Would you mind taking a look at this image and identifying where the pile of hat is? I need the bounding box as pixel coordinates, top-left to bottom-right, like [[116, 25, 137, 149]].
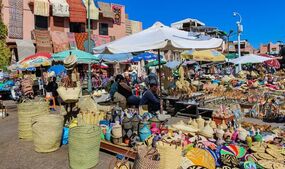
[[64, 54, 77, 71]]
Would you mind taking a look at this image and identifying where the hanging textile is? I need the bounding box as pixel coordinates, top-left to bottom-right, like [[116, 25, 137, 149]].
[[67, 33, 77, 50], [49, 0, 70, 17], [82, 0, 99, 20], [91, 35, 111, 47], [66, 0, 87, 23], [98, 2, 114, 18], [16, 40, 36, 61], [34, 0, 50, 17], [111, 4, 122, 25], [34, 30, 53, 53], [75, 33, 88, 51], [8, 0, 23, 39], [51, 32, 69, 53]]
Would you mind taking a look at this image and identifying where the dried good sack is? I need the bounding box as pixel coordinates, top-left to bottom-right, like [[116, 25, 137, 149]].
[[32, 114, 64, 152], [18, 100, 49, 140], [69, 125, 101, 169]]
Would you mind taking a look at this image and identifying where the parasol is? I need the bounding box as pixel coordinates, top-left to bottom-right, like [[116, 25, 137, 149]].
[[181, 49, 225, 62]]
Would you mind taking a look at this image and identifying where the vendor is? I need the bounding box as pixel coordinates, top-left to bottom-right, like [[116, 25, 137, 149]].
[[110, 74, 140, 108], [140, 82, 160, 114]]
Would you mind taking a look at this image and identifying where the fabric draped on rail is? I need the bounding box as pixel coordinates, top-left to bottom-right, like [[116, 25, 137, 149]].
[[82, 0, 99, 20], [66, 0, 87, 23], [67, 33, 78, 50], [16, 40, 36, 61], [34, 30, 53, 53], [98, 2, 114, 18], [34, 0, 50, 17], [8, 0, 23, 39], [75, 33, 88, 51], [51, 32, 69, 53], [49, 0, 70, 17]]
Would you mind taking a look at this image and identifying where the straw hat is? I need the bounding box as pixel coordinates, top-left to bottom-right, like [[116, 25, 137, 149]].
[[64, 54, 77, 70]]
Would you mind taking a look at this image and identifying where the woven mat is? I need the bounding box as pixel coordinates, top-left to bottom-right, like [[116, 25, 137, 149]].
[[91, 34, 111, 47], [34, 30, 53, 53], [98, 2, 114, 18], [8, 0, 23, 39], [75, 33, 88, 51], [51, 31, 69, 53]]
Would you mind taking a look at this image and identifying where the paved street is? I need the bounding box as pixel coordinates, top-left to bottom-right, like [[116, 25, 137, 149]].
[[0, 101, 114, 169]]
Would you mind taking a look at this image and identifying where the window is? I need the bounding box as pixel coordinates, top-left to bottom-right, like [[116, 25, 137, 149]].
[[35, 16, 48, 30], [99, 23, 108, 35], [70, 22, 85, 33]]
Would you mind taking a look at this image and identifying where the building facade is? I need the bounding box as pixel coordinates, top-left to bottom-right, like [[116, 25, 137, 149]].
[[227, 40, 255, 55], [2, 0, 142, 60], [259, 42, 283, 55]]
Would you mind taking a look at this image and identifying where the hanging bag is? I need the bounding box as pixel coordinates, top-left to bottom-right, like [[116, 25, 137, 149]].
[[133, 145, 160, 169]]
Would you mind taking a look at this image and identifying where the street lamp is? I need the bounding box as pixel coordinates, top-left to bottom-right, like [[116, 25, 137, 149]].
[[233, 12, 243, 72]]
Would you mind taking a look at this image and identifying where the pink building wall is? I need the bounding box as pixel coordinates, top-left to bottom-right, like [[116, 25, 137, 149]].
[[2, 0, 128, 42]]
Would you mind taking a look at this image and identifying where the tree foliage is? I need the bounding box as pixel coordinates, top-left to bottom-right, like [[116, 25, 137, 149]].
[[0, 1, 11, 69]]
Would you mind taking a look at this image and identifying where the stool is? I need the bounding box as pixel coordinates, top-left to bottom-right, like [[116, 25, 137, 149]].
[[46, 96, 56, 110]]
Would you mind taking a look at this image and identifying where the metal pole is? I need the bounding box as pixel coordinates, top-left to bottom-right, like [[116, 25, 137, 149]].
[[237, 22, 241, 72], [87, 0, 92, 94], [158, 49, 162, 114]]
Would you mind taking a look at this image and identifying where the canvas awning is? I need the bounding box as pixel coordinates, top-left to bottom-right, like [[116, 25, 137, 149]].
[[66, 0, 87, 23], [94, 22, 223, 54], [34, 0, 50, 17], [49, 0, 70, 17], [229, 54, 274, 65], [82, 0, 99, 20], [16, 40, 35, 61], [98, 2, 114, 18]]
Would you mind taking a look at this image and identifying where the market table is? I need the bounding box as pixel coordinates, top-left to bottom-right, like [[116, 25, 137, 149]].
[[100, 140, 137, 160]]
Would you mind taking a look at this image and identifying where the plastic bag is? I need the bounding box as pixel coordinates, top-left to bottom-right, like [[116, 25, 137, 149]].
[[62, 127, 69, 145]]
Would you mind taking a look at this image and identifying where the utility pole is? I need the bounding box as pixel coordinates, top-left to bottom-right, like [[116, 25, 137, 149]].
[[87, 0, 92, 94]]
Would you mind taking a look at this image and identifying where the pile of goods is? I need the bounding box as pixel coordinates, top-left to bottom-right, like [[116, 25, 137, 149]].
[[20, 77, 34, 97]]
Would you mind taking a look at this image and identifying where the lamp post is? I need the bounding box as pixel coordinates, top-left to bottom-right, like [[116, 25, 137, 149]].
[[87, 0, 92, 94], [233, 12, 243, 72]]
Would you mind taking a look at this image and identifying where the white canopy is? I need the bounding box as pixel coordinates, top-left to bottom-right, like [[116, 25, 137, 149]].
[[93, 22, 223, 54], [229, 54, 274, 65]]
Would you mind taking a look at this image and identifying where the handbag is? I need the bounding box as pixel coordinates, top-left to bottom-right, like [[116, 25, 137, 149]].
[[57, 86, 80, 103], [133, 145, 160, 169]]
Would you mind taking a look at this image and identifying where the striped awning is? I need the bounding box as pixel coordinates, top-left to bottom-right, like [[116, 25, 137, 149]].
[[66, 0, 87, 23], [49, 0, 70, 17]]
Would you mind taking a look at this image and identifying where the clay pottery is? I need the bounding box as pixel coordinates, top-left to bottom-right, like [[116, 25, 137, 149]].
[[188, 118, 193, 125], [216, 137, 225, 145], [238, 125, 248, 141]]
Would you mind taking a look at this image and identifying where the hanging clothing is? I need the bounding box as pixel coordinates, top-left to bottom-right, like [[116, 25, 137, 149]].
[[51, 31, 69, 53], [66, 0, 87, 23], [34, 30, 53, 53], [82, 0, 99, 20], [34, 0, 50, 17], [49, 0, 70, 17]]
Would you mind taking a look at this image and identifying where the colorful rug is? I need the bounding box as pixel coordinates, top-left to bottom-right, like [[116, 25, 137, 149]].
[[34, 0, 50, 17], [49, 0, 70, 17], [15, 40, 35, 60], [75, 33, 88, 51], [66, 0, 86, 23], [51, 31, 69, 53], [8, 0, 23, 39], [111, 4, 122, 25], [91, 34, 111, 47], [34, 30, 53, 53], [98, 2, 114, 18], [67, 33, 77, 50]]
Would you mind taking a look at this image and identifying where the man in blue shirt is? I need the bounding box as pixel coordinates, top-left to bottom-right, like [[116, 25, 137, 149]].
[[140, 83, 160, 114]]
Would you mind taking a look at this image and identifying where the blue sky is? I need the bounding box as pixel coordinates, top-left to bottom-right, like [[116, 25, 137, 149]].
[[101, 0, 285, 49]]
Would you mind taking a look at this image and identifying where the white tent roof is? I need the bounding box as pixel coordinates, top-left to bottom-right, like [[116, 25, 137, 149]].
[[93, 22, 223, 54], [229, 54, 274, 65]]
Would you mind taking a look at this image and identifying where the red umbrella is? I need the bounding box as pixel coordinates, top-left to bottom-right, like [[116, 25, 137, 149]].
[[19, 52, 52, 67], [260, 54, 280, 69]]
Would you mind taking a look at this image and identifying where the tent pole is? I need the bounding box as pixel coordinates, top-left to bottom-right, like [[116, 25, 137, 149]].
[[158, 49, 162, 114]]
